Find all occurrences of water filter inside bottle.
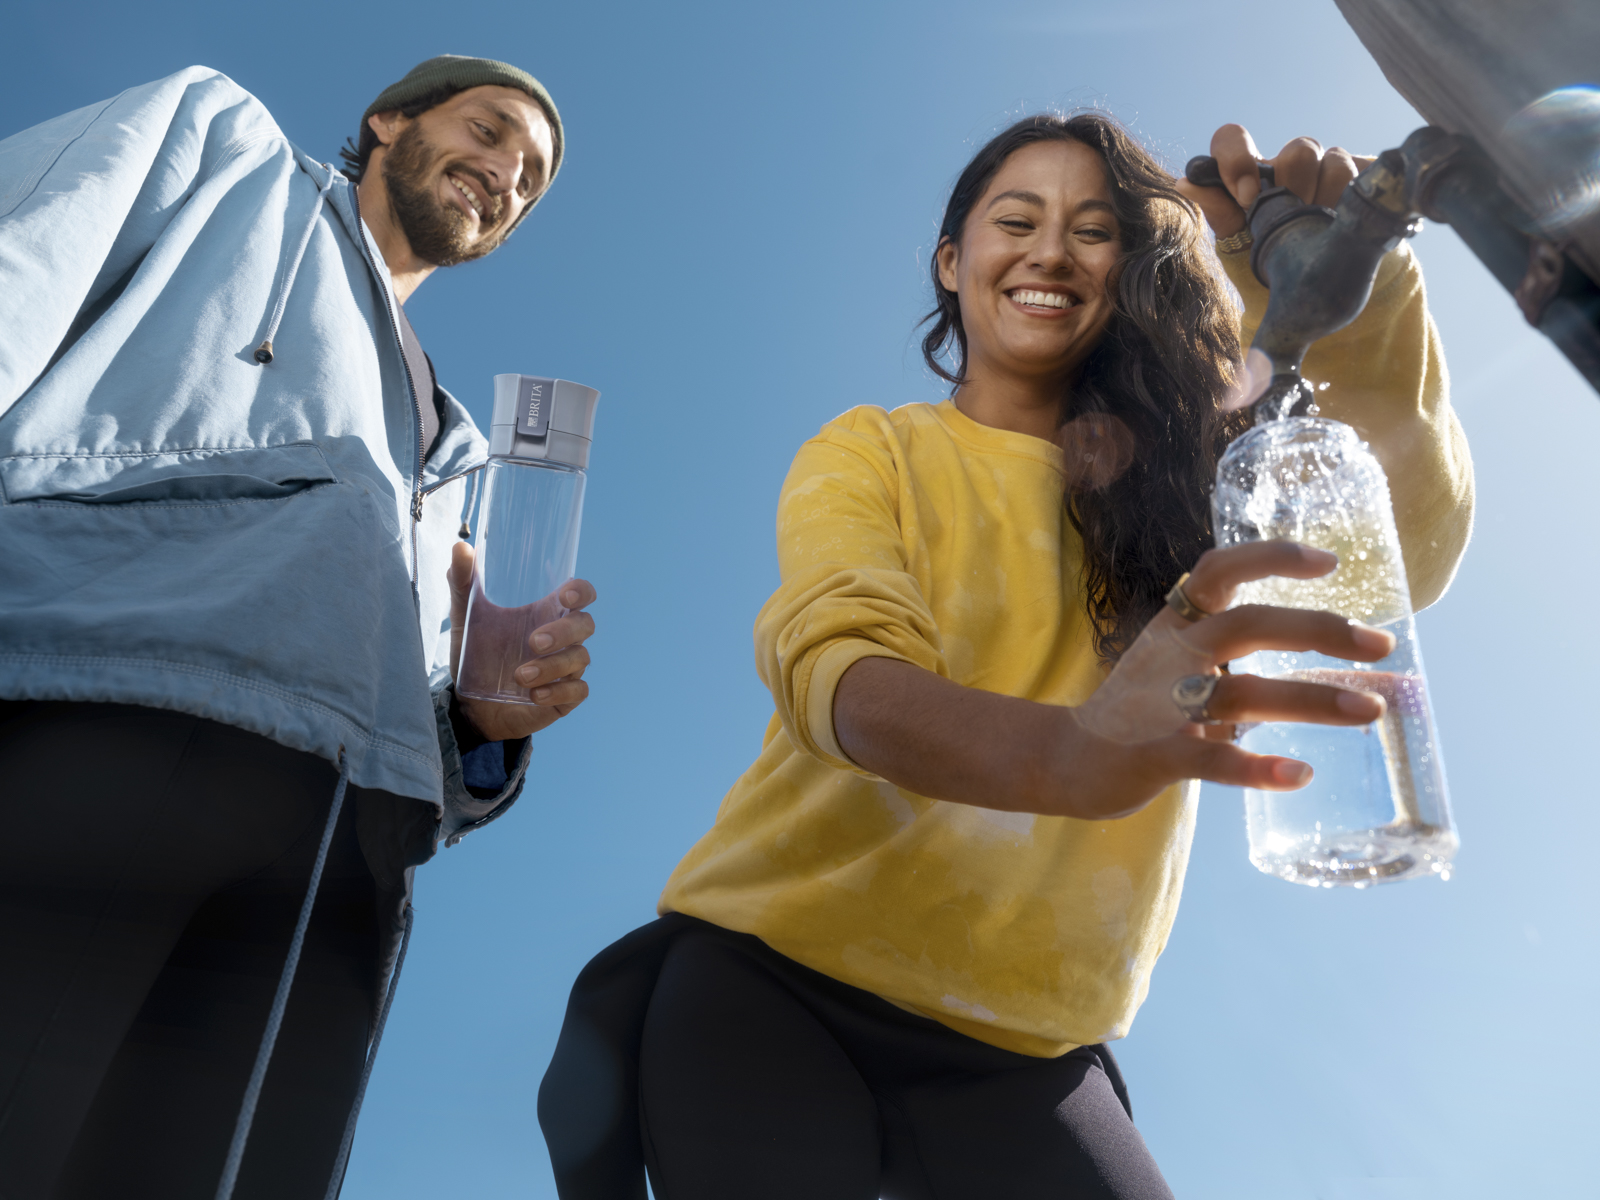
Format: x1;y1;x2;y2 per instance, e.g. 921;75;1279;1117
456;374;600;706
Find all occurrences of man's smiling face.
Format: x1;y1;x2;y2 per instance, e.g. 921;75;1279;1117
373;85;554;266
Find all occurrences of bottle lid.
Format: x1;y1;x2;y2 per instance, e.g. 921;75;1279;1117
487;375;601;469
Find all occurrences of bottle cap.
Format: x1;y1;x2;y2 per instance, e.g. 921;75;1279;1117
488;375;600;469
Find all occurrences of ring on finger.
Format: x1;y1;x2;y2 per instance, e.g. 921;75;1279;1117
1164;572;1213;623
1172;673;1224;725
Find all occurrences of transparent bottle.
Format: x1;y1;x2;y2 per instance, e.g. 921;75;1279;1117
456;374;600;706
1212;416;1458;887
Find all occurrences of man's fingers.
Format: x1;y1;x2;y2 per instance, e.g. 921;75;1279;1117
1315;147;1360;209
528;678;589;709
450;540;475;591
1268;136;1324;205
1204;674;1385;726
1185;605;1395;664
514;645;591;686
1183;541;1336;613
558;578;598;611
1210;123;1266;209
527;609;596;655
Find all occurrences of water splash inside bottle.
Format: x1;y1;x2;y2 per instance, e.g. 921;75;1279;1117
1213;417;1459;887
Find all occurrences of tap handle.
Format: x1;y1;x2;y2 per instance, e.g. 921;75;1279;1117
1184;156;1276;191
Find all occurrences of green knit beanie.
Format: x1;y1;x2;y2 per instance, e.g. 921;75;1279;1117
364;54;565;189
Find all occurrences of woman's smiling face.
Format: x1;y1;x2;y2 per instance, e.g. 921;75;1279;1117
937;139;1123;390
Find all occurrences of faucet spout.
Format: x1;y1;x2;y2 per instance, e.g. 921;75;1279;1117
1189;149;1422;424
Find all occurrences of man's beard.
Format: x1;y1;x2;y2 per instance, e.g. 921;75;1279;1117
382;122;510;267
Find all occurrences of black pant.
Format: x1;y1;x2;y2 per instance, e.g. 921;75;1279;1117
0;701;406;1200
541;917;1175;1200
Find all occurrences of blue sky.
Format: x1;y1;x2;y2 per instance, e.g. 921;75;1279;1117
5;1;1596;1197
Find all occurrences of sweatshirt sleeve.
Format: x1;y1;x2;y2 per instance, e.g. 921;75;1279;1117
1220;243;1474;610
0;67;279;415
753;413;947;774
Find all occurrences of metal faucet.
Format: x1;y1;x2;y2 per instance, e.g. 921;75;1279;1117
1186;150;1421;423
1186;127;1600;414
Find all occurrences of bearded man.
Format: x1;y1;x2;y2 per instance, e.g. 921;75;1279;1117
0;57;593;1200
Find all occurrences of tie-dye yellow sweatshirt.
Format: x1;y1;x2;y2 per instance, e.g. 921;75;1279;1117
660;244;1474;1057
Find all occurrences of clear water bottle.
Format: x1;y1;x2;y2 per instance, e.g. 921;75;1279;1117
1212;416;1458;887
456;374;600;706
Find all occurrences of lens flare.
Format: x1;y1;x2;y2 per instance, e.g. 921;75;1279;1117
1058;412;1135;491
1504;85;1600;233
1220;348;1273;412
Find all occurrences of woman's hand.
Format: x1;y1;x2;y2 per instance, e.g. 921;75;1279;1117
833;541;1394;822
1175;124;1376;238
447;541;596;743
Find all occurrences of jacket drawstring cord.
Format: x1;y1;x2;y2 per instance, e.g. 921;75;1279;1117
321;901;416;1200
213;748;351;1200
254;162;338;366
459;462;484;539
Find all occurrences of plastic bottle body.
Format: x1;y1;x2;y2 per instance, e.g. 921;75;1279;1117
456;458;587;706
1212;417;1458;887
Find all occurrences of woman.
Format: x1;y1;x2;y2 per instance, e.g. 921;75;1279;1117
540;115;1473;1198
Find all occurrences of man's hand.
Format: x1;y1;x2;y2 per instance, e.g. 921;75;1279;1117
448;540;596;743
1175;124;1376;238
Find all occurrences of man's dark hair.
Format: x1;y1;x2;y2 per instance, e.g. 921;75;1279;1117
339;84;465;182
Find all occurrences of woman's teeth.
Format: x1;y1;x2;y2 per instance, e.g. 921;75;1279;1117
1011;290;1072;309
449;176;483;217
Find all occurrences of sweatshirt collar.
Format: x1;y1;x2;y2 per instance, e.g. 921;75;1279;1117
932;399;1066;474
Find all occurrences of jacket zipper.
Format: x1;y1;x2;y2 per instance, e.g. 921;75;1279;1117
351;210;426;604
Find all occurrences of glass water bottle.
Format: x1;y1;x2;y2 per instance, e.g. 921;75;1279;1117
456;374;600;706
1212;416;1458;887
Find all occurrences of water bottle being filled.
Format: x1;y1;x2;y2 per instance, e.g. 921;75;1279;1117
456;374;600;705
1212;414;1458;887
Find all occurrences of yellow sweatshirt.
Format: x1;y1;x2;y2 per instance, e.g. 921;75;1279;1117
660;244;1474;1057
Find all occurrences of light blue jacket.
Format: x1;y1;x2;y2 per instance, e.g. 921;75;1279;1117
0;66;526;841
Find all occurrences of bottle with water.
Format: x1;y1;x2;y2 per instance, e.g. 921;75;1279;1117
456;374;600;705
1212;416;1458;887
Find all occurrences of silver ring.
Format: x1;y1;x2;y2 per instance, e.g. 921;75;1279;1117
1172;673;1224;725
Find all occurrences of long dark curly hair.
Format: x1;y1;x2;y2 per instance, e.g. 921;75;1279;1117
921;112;1249;661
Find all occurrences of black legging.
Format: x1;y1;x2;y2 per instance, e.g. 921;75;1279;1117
0;701;394;1200
543;916;1175;1200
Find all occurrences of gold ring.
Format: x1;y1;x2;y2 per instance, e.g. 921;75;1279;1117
1164;572;1213;623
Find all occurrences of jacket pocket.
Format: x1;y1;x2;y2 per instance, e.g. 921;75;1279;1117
0;443;337;504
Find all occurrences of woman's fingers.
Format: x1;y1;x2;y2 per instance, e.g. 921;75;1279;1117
1266;136;1324;205
1182;541;1336;613
1194;130;1372;241
1138;734;1314;793
1315;147;1360;208
1210;123;1266;209
1201;673;1385;726
1184;604;1395;664
1174;177;1246;239
1078;733;1312;817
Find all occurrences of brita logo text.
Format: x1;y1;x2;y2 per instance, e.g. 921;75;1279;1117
517;376;555;438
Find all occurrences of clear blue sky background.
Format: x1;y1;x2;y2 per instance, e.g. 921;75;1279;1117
5;1;1595;1197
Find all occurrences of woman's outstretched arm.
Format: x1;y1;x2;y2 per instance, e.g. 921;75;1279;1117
833;542;1396;821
